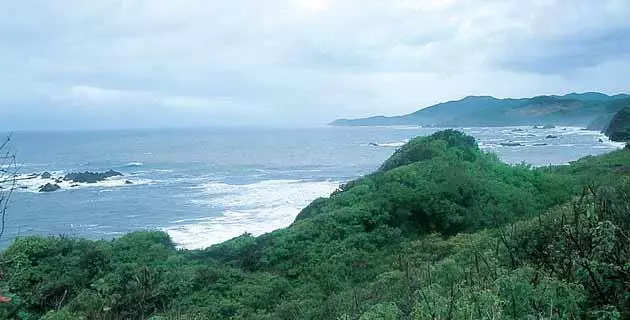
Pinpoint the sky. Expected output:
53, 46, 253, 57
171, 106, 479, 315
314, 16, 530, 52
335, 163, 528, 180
2, 0, 630, 130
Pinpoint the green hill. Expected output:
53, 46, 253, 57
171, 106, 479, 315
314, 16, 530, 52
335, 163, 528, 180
2, 131, 630, 319
331, 92, 630, 128
604, 107, 630, 142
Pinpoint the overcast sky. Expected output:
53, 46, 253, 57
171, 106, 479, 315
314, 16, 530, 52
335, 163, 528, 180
2, 0, 630, 130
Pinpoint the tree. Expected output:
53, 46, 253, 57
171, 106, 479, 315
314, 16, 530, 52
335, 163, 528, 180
0, 136, 16, 240
0, 136, 16, 312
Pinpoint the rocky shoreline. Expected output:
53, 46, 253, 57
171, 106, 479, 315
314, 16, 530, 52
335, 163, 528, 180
34, 170, 125, 192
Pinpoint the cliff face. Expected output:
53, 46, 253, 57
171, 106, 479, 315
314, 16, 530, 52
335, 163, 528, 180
604, 107, 630, 142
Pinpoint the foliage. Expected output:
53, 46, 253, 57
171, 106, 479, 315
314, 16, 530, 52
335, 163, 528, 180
604, 106, 630, 142
2, 130, 630, 319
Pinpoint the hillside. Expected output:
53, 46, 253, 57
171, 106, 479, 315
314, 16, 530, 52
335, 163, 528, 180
2, 130, 630, 319
331, 92, 630, 128
604, 107, 630, 142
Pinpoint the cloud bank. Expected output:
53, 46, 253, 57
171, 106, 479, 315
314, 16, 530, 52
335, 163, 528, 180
1, 0, 629, 130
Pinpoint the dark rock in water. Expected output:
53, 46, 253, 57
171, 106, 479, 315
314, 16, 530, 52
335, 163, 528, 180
41, 172, 52, 179
368, 142, 379, 147
604, 107, 630, 142
533, 143, 548, 146
39, 183, 61, 192
599, 138, 604, 143
500, 142, 524, 147
70, 184, 80, 188
125, 180, 133, 185
546, 135, 558, 139
511, 128, 524, 132
64, 170, 123, 183
54, 178, 63, 183
19, 186, 28, 189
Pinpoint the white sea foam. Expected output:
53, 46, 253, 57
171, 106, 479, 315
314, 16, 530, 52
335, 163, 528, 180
369, 139, 409, 148
601, 140, 626, 149
392, 126, 423, 130
165, 179, 340, 249
123, 162, 144, 167
11, 171, 152, 193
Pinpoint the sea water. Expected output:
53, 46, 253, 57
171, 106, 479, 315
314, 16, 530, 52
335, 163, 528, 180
0, 126, 623, 249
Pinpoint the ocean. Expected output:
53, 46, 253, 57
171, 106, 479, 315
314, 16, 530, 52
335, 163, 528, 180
0, 126, 623, 249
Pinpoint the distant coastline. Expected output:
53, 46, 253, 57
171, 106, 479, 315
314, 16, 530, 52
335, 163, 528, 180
331, 92, 630, 130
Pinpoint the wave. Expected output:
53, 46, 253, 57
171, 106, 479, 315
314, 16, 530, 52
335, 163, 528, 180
368, 139, 409, 148
392, 126, 423, 130
600, 140, 626, 149
10, 171, 152, 193
165, 179, 340, 249
122, 162, 144, 167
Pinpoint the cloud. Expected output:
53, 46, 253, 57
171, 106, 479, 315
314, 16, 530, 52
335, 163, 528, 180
56, 85, 232, 110
0, 0, 629, 130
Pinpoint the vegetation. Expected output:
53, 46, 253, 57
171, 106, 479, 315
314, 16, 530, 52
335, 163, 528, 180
2, 130, 630, 319
604, 107, 630, 142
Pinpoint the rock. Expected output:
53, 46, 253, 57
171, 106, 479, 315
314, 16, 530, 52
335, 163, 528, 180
599, 138, 604, 143
70, 184, 80, 188
18, 186, 28, 189
511, 128, 524, 132
63, 170, 123, 183
368, 142, 379, 147
124, 180, 133, 185
41, 172, 52, 179
39, 183, 61, 192
546, 135, 558, 139
533, 143, 548, 146
54, 178, 63, 183
500, 142, 524, 147
604, 107, 630, 142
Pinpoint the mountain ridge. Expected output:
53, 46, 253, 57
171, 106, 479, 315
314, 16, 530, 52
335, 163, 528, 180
331, 92, 630, 128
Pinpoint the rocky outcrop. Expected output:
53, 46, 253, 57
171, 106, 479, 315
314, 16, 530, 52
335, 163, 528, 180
39, 183, 61, 192
546, 135, 558, 139
604, 107, 630, 142
63, 170, 123, 183
41, 172, 52, 179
